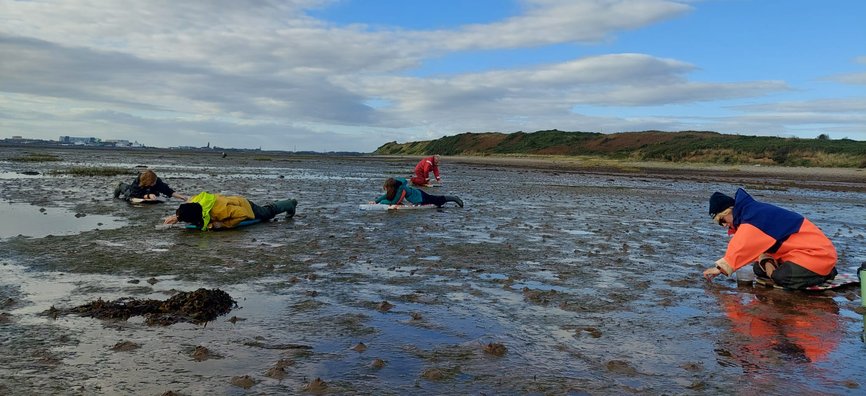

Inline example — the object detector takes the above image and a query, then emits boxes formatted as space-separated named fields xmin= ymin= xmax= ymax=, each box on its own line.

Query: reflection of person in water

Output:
xmin=713 ymin=289 xmax=841 ymax=366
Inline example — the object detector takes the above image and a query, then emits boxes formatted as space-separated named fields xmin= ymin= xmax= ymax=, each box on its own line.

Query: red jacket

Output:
xmin=414 ymin=156 xmax=440 ymax=181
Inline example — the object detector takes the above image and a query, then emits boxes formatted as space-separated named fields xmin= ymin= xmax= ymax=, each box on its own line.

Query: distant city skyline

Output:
xmin=1 ymin=0 xmax=864 ymax=152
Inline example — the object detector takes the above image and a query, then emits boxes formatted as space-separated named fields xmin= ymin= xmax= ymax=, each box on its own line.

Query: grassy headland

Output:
xmin=374 ymin=130 xmax=866 ymax=168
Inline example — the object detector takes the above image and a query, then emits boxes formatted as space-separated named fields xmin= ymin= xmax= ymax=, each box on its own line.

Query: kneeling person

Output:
xmin=703 ymin=188 xmax=837 ymax=289
xmin=164 ymin=191 xmax=297 ymax=230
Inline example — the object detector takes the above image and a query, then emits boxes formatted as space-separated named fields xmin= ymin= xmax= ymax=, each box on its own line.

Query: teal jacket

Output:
xmin=375 ymin=178 xmax=423 ymax=205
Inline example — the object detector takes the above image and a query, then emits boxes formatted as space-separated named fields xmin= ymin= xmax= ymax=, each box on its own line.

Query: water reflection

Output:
xmin=712 ymin=288 xmax=842 ymax=367
xmin=0 ymin=201 xmax=125 ymax=239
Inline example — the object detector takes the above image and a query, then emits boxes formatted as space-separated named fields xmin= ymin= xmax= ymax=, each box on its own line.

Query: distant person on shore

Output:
xmin=163 ymin=191 xmax=297 ymax=230
xmin=703 ymin=188 xmax=838 ymax=289
xmin=410 ymin=155 xmax=442 ymax=187
xmin=114 ymin=170 xmax=187 ymax=202
xmin=374 ymin=177 xmax=463 ymax=208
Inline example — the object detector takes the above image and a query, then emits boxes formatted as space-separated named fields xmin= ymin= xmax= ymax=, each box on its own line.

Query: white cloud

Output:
xmin=0 ymin=0 xmax=862 ymax=150
xmin=419 ymin=0 xmax=691 ymax=50
xmin=340 ymin=53 xmax=788 ymax=127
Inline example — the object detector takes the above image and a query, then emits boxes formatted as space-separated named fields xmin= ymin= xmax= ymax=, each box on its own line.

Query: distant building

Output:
xmin=59 ymin=136 xmax=100 ymax=145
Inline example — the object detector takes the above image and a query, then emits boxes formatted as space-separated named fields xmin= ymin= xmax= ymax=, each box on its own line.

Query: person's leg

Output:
xmin=418 ymin=190 xmax=446 ymax=206
xmin=418 ymin=190 xmax=463 ymax=207
xmin=249 ymin=201 xmax=277 ymax=221
xmin=114 ymin=182 xmax=130 ymax=199
xmin=410 ymin=175 xmax=427 ymax=186
xmin=250 ymin=199 xmax=297 ymax=221
xmin=771 ymin=260 xmax=835 ymax=289
xmin=753 ymin=261 xmax=769 ymax=278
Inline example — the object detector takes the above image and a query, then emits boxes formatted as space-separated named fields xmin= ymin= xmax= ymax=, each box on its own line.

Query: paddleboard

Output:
xmin=129 ymin=197 xmax=167 ymax=204
xmin=755 ymin=273 xmax=859 ymax=291
xmin=359 ymin=203 xmax=439 ymax=211
xmin=182 ymin=219 xmax=262 ymax=230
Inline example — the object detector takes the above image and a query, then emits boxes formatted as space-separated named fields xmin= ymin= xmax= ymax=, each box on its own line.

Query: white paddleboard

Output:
xmin=130 ymin=197 xmax=167 ymax=204
xmin=359 ymin=204 xmax=439 ymax=211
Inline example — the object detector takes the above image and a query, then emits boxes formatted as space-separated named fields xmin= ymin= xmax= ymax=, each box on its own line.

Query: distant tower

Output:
xmin=207 ymin=142 xmax=211 ymax=149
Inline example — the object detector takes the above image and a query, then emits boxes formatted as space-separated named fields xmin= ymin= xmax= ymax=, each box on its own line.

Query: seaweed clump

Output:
xmin=47 ymin=288 xmax=236 ymax=326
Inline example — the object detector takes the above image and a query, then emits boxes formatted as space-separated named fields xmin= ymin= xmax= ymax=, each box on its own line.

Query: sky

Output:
xmin=1 ymin=0 xmax=864 ymax=152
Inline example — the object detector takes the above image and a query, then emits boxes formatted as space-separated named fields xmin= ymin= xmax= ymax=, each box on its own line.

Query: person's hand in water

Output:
xmin=703 ymin=267 xmax=721 ymax=281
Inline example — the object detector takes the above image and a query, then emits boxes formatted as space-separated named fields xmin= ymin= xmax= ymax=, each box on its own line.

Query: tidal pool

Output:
xmin=1 ymin=147 xmax=866 ymax=395
xmin=0 ymin=201 xmax=125 ymax=239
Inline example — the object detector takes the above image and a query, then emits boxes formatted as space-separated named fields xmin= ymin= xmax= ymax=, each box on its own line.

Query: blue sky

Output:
xmin=1 ymin=0 xmax=864 ymax=151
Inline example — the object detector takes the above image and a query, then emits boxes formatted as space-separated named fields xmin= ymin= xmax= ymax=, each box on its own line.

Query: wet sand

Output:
xmin=1 ymin=147 xmax=865 ymax=394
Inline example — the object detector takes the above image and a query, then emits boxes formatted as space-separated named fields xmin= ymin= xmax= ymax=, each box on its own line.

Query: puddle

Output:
xmin=0 ymin=201 xmax=125 ymax=239
xmin=0 ymin=171 xmax=46 ymax=179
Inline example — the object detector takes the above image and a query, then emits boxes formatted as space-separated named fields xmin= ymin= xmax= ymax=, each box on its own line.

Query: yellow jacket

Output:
xmin=190 ymin=192 xmax=254 ymax=229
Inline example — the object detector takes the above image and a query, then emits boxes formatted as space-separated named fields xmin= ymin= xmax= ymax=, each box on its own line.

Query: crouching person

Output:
xmin=703 ymin=188 xmax=837 ymax=289
xmin=164 ymin=191 xmax=297 ymax=230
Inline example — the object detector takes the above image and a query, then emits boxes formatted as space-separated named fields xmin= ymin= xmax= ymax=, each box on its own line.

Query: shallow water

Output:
xmin=0 ymin=201 xmax=125 ymax=239
xmin=1 ymin=147 xmax=866 ymax=395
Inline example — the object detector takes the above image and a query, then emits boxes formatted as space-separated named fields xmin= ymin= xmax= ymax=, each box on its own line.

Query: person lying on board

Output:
xmin=163 ymin=192 xmax=297 ymax=230
xmin=410 ymin=155 xmax=442 ymax=187
xmin=113 ymin=170 xmax=187 ymax=201
xmin=703 ymin=188 xmax=838 ymax=289
xmin=374 ymin=177 xmax=463 ymax=208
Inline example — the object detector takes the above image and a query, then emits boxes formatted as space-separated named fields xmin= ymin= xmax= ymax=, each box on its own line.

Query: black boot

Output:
xmin=445 ymin=196 xmax=463 ymax=208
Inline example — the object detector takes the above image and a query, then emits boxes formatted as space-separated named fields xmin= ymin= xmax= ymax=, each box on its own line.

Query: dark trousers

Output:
xmin=753 ymin=260 xmax=837 ymax=289
xmin=250 ymin=202 xmax=277 ymax=221
xmin=418 ymin=190 xmax=447 ymax=207
xmin=250 ymin=199 xmax=296 ymax=220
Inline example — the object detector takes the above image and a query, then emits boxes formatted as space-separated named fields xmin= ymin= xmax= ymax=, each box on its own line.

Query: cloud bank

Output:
xmin=0 ymin=0 xmax=863 ymax=151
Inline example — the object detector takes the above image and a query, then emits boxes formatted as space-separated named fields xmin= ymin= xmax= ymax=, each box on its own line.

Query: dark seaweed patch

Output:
xmin=48 ymin=288 xmax=236 ymax=326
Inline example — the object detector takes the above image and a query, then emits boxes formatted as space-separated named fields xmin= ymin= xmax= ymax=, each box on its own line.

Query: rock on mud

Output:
xmin=483 ymin=342 xmax=507 ymax=356
xmin=351 ymin=342 xmax=367 ymax=352
xmin=111 ymin=341 xmax=141 ymax=352
xmin=274 ymin=358 xmax=295 ymax=368
xmin=230 ymin=375 xmax=256 ymax=389
xmin=302 ymin=377 xmax=327 ymax=392
xmin=376 ymin=301 xmax=394 ymax=312
xmin=606 ymin=360 xmax=638 ymax=376
xmin=191 ymin=345 xmax=222 ymax=361
xmin=265 ymin=366 xmax=286 ymax=380
xmin=420 ymin=368 xmax=446 ymax=380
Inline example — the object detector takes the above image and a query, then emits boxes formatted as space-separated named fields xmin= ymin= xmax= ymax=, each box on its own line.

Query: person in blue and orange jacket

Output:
xmin=410 ymin=155 xmax=441 ymax=186
xmin=702 ymin=188 xmax=838 ymax=289
xmin=375 ymin=177 xmax=463 ymax=208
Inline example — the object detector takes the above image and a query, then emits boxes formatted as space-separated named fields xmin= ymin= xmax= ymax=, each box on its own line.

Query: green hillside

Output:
xmin=374 ymin=130 xmax=866 ymax=167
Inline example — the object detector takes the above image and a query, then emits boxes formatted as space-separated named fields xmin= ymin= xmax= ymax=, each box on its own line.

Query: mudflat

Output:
xmin=2 ymin=147 xmax=865 ymax=394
